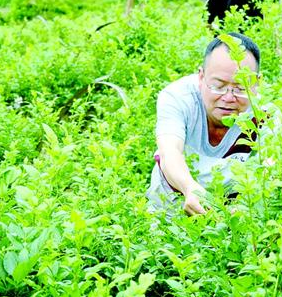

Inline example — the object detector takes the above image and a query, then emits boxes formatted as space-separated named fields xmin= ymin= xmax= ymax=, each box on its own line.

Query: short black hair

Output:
xmin=203 ymin=32 xmax=260 ymax=71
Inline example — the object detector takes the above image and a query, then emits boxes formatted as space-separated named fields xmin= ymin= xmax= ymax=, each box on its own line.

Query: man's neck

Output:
xmin=208 ymin=121 xmax=229 ymax=146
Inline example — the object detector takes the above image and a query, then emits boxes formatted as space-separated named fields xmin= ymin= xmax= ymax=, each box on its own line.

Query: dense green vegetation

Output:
xmin=0 ymin=0 xmax=282 ymax=296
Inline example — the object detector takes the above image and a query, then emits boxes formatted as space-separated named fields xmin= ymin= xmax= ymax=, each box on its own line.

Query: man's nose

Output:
xmin=221 ymin=88 xmax=237 ymax=102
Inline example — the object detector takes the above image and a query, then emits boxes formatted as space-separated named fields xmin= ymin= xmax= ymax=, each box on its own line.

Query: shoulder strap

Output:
xmin=223 ymin=117 xmax=257 ymax=158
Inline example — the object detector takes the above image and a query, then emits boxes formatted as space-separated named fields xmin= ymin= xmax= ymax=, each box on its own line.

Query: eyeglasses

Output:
xmin=203 ymin=77 xmax=249 ymax=99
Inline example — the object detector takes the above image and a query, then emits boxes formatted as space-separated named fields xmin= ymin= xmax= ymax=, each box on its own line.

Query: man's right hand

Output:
xmin=183 ymin=183 xmax=207 ymax=215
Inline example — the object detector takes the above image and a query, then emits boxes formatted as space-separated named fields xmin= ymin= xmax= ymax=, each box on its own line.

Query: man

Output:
xmin=147 ymin=32 xmax=260 ymax=216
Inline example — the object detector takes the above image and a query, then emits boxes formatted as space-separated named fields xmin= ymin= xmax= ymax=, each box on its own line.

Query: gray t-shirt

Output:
xmin=147 ymin=74 xmax=251 ymax=209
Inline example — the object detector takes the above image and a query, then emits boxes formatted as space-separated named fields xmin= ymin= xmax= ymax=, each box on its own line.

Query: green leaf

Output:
xmin=23 ymin=165 xmax=40 ymax=179
xmin=161 ymin=249 xmax=183 ymax=269
xmin=18 ymin=248 xmax=29 ymax=263
xmin=71 ymin=210 xmax=87 ymax=231
xmin=12 ymin=255 xmax=39 ymax=283
xmin=3 ymin=166 xmax=21 ymax=185
xmin=138 ymin=273 xmax=155 ymax=290
xmin=42 ymin=123 xmax=59 ymax=147
xmin=222 ymin=115 xmax=236 ymax=127
xmin=236 ymin=138 xmax=255 ymax=147
xmin=85 ymin=263 xmax=113 ymax=279
xmin=0 ymin=259 xmax=7 ymax=280
xmin=8 ymin=223 xmax=24 ymax=238
xmin=116 ymin=273 xmax=155 ymax=297
xmin=109 ymin=273 xmax=134 ymax=288
xmin=111 ymin=224 xmax=124 ymax=236
xmin=128 ymin=251 xmax=151 ymax=274
xmin=239 ymin=264 xmax=259 ymax=275
xmin=3 ymin=251 xmax=18 ymax=275
xmin=230 ymin=275 xmax=253 ymax=293
xmin=61 ymin=144 xmax=76 ymax=154
xmin=15 ymin=186 xmax=38 ymax=208
xmin=166 ymin=279 xmax=185 ymax=292
xmin=161 ymin=248 xmax=200 ymax=277
xmin=101 ymin=141 xmax=117 ymax=157
xmin=86 ymin=214 xmax=111 ymax=226
xmin=244 ymin=120 xmax=258 ymax=131
xmin=30 ymin=228 xmax=50 ymax=256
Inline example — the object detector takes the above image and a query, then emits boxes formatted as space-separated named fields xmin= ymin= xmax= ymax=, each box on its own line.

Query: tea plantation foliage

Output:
xmin=1 ymin=0 xmax=282 ymax=296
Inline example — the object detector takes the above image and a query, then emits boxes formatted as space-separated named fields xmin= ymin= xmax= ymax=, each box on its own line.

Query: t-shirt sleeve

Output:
xmin=156 ymin=89 xmax=193 ymax=141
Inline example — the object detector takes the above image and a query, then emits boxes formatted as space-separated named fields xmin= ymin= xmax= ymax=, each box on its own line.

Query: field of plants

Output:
xmin=0 ymin=0 xmax=282 ymax=296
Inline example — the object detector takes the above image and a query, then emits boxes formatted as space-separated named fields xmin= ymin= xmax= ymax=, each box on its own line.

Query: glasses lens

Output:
xmin=210 ymin=88 xmax=226 ymax=95
xmin=233 ymin=91 xmax=248 ymax=98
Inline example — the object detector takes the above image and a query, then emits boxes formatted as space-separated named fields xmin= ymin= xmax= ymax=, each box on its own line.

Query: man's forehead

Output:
xmin=204 ymin=44 xmax=257 ymax=72
xmin=206 ymin=44 xmax=232 ymax=61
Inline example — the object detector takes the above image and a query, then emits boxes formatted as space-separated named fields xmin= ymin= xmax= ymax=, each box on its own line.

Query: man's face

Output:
xmin=198 ymin=44 xmax=258 ymax=128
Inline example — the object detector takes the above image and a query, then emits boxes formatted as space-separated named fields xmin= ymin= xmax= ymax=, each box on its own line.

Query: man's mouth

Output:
xmin=217 ymin=107 xmax=237 ymax=114
xmin=218 ymin=107 xmax=236 ymax=111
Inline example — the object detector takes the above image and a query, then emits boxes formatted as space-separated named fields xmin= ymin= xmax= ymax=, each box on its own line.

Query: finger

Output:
xmin=183 ymin=206 xmax=196 ymax=216
xmin=184 ymin=200 xmax=206 ymax=215
xmin=188 ymin=196 xmax=206 ymax=213
xmin=192 ymin=204 xmax=206 ymax=214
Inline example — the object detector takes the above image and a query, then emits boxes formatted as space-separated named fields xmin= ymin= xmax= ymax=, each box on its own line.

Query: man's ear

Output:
xmin=198 ymin=66 xmax=204 ymax=88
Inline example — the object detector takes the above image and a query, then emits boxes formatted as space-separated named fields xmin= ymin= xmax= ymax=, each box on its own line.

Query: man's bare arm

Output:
xmin=157 ymin=134 xmax=206 ymax=215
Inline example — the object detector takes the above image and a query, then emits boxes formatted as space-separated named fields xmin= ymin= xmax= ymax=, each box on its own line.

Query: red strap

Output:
xmin=154 ymin=154 xmax=182 ymax=193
